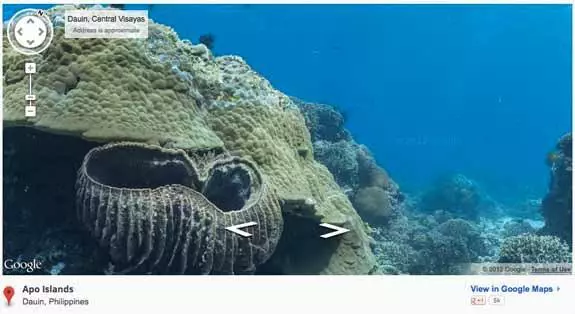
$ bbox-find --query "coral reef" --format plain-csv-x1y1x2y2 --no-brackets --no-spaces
4,10,223,150
540,133,572,246
353,187,393,222
290,90,568,275
353,146,405,222
418,174,498,220
4,4,568,277
293,98,404,226
312,140,359,193
292,98,506,275
292,97,351,143
356,146,392,189
3,5,376,275
409,218,490,274
371,209,493,275
498,234,572,263
372,240,417,275
501,219,537,238
205,96,376,274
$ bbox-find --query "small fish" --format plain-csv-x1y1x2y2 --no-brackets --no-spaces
546,151,560,167
109,4,125,10
199,33,215,50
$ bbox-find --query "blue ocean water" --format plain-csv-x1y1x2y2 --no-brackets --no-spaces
136,4,572,203
4,4,572,203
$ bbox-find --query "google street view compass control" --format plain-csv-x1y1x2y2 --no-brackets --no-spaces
7,9,54,55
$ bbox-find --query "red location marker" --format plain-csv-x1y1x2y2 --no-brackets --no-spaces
3,286,14,305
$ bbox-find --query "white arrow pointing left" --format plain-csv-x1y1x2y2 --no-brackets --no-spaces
319,223,350,239
225,221,257,238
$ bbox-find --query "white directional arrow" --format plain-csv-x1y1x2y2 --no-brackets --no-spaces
319,223,350,239
225,221,257,238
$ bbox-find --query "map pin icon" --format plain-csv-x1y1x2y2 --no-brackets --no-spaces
3,286,14,305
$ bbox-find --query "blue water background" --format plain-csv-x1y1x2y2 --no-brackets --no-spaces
4,4,572,204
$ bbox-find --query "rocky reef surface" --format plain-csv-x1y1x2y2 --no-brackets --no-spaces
3,5,376,275
540,133,572,246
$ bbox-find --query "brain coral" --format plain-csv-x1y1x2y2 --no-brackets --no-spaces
3,5,376,275
4,8,222,150
352,187,393,222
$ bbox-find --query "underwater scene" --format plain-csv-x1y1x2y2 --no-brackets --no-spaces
2,4,572,275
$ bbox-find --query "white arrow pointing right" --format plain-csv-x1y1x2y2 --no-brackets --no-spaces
319,223,350,239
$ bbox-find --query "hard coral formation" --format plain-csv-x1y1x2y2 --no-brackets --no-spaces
4,9,222,150
540,133,572,246
3,5,376,275
418,174,495,220
357,145,392,189
293,98,404,226
409,218,489,274
372,212,493,275
373,241,417,275
292,97,351,143
313,140,359,193
206,99,376,274
498,234,571,263
435,219,488,256
501,219,537,238
353,187,393,222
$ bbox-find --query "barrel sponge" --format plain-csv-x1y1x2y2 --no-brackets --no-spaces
2,7,223,150
76,142,283,274
207,101,376,274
